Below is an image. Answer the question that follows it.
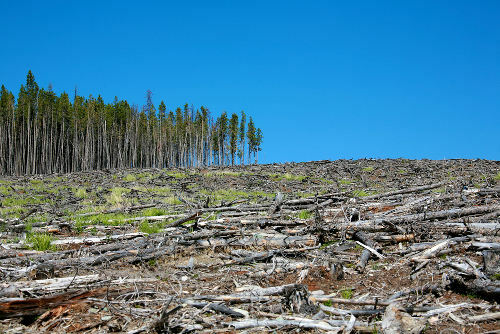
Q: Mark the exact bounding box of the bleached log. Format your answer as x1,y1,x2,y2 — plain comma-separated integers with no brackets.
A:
227,318,340,331
468,311,500,322
76,203,157,217
51,232,145,246
411,239,451,262
0,274,157,293
335,204,500,228
363,181,448,200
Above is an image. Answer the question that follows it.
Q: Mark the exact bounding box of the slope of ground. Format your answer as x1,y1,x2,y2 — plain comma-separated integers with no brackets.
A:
0,159,499,333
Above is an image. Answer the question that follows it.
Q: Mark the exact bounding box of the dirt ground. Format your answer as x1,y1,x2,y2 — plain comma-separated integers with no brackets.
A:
0,159,499,333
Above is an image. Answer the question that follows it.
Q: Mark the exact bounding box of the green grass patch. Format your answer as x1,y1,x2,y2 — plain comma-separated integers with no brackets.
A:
362,167,374,172
165,171,189,178
123,174,137,182
490,273,500,280
0,207,25,219
319,240,338,250
495,172,500,181
0,185,11,195
2,195,53,207
105,187,131,207
149,186,172,196
160,196,183,205
74,213,131,230
338,179,352,185
432,187,446,194
297,192,315,198
136,172,152,180
322,300,333,307
139,221,162,234
200,189,274,202
297,210,313,219
74,187,87,198
204,171,243,177
141,208,168,216
340,288,354,299
269,173,306,182
352,190,369,197
26,233,56,251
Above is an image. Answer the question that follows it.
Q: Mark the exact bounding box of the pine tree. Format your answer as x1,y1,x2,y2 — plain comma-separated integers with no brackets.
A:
229,113,239,165
247,117,256,164
0,71,264,174
255,128,263,164
238,111,246,165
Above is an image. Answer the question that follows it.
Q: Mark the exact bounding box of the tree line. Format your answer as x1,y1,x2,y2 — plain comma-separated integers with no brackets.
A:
0,71,263,175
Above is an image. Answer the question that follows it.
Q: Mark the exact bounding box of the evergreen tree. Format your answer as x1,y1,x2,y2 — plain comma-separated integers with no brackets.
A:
0,71,264,175
255,128,263,164
229,113,239,165
247,117,256,164
238,111,246,165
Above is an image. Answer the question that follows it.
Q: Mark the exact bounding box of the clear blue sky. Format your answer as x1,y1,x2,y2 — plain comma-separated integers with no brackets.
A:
1,0,499,162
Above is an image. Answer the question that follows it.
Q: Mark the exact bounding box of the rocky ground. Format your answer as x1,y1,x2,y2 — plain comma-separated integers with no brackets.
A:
0,159,499,333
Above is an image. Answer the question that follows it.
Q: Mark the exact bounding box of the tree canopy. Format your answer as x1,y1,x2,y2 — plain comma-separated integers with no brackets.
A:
0,71,263,175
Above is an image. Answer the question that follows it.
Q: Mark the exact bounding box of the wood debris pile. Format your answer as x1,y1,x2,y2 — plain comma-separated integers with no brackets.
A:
0,159,499,333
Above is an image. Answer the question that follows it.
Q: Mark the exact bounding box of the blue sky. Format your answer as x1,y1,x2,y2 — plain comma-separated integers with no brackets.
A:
1,0,499,162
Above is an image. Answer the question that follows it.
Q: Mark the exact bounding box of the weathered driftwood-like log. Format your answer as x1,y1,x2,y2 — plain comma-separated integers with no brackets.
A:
0,275,157,294
363,181,448,200
468,312,500,323
353,231,379,272
444,273,500,302
0,289,104,319
411,239,451,262
483,250,500,276
51,232,144,246
374,234,415,243
226,318,340,331
182,299,245,318
168,211,201,227
342,204,499,228
76,203,157,217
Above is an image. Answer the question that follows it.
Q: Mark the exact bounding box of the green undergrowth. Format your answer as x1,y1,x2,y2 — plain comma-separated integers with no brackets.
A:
297,210,313,219
73,187,88,198
319,240,338,249
106,187,133,207
2,195,53,207
165,171,189,179
203,171,250,178
141,208,169,216
352,190,369,197
200,189,274,202
73,208,175,233
269,173,306,182
74,213,132,231
149,186,172,195
340,288,354,299
0,185,11,195
139,221,163,234
432,187,446,194
123,174,137,182
26,232,56,251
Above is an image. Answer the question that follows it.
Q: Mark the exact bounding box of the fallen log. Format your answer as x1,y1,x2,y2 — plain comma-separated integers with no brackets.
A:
363,181,448,200
167,211,202,227
0,289,104,319
75,203,157,217
226,318,340,331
